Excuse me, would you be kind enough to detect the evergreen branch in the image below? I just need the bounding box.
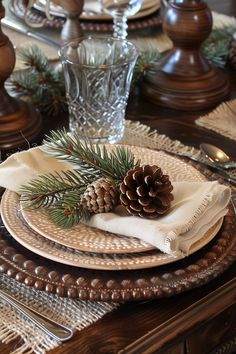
[131,49,161,91]
[43,129,140,183]
[17,45,50,72]
[48,192,90,228]
[20,170,93,209]
[9,45,67,117]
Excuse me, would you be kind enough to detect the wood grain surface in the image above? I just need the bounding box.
[0,0,235,353]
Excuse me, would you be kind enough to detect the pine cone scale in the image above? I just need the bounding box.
[129,202,142,212]
[126,190,138,200]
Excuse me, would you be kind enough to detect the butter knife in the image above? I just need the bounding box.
[1,17,60,49]
[0,289,74,342]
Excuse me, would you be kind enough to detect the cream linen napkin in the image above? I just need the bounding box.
[86,181,230,256]
[0,147,231,256]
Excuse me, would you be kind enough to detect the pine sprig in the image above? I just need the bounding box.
[20,170,93,209]
[8,45,67,116]
[43,129,140,184]
[131,49,161,90]
[202,27,236,67]
[48,196,91,228]
[20,131,140,227]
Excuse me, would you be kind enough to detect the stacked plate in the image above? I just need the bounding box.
[33,0,161,21]
[0,146,223,271]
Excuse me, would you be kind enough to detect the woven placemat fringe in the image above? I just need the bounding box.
[196,99,236,142]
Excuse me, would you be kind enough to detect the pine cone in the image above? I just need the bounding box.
[120,165,174,218]
[82,178,118,214]
[229,39,236,70]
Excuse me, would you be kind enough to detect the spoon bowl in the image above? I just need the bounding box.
[200,143,236,170]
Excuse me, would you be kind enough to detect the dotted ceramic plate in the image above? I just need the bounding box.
[19,147,205,254]
[1,191,223,270]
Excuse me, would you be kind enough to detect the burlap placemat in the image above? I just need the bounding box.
[196,99,236,142]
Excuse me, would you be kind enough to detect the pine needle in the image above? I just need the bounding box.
[43,129,140,184]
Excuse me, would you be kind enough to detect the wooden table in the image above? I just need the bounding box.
[1,0,236,353]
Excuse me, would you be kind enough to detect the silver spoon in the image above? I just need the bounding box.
[200,143,236,170]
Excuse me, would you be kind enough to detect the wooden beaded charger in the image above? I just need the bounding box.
[9,0,162,32]
[0,162,235,302]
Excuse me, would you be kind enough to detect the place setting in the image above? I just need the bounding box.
[0,0,236,352]
[9,0,162,32]
[0,34,235,303]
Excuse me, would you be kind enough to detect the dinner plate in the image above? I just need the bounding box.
[34,0,161,21]
[0,190,223,270]
[19,147,205,254]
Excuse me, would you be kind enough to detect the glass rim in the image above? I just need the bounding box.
[58,36,138,69]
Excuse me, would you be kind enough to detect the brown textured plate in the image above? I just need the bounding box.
[19,148,206,254]
[34,0,161,21]
[0,162,235,301]
[9,0,162,31]
[1,190,224,270]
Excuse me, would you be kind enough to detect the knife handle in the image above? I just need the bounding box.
[0,289,74,342]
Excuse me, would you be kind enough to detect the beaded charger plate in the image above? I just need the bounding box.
[0,163,235,301]
[19,148,206,254]
[9,0,162,31]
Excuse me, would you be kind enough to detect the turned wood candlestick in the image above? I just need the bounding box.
[142,0,230,111]
[60,0,84,44]
[0,1,42,151]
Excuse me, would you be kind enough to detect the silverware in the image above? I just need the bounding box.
[1,17,60,49]
[178,154,236,186]
[200,143,236,170]
[0,289,74,342]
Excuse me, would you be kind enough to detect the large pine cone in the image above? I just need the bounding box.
[229,39,236,70]
[120,165,174,218]
[82,178,118,214]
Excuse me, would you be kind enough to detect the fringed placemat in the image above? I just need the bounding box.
[196,99,236,142]
[0,273,119,354]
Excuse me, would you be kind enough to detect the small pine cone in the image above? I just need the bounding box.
[229,39,236,70]
[120,165,174,218]
[82,178,118,214]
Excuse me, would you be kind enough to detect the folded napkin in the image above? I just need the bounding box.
[0,147,72,193]
[0,147,231,256]
[86,181,231,256]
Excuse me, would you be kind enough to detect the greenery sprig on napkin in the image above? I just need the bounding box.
[20,130,175,228]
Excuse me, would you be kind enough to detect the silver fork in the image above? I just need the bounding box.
[0,289,74,342]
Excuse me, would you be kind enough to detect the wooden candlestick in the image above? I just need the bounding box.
[60,0,84,44]
[0,1,42,151]
[142,0,230,111]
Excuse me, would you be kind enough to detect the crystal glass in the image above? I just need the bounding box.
[100,0,144,39]
[59,37,138,144]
